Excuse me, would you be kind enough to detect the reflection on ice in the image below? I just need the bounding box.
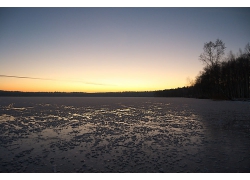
[0,97,249,173]
[0,114,15,122]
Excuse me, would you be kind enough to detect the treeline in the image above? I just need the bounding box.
[0,90,154,97]
[154,87,193,97]
[155,40,250,100]
[193,41,250,100]
[193,55,249,99]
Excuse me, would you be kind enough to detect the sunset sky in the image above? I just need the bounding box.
[1,7,250,92]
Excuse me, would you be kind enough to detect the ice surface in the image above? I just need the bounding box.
[0,97,249,172]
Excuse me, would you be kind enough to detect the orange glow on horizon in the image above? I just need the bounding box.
[0,75,187,93]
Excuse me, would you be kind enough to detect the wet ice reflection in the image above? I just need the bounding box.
[0,97,249,173]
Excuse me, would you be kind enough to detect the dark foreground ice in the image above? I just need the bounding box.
[0,97,249,173]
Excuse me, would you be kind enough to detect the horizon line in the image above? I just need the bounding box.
[0,87,190,94]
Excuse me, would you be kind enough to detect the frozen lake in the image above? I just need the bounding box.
[0,97,250,173]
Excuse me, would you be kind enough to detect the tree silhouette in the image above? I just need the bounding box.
[155,41,249,100]
[199,39,226,67]
[192,41,250,99]
[245,43,250,58]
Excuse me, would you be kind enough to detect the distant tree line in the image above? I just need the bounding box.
[155,40,250,100]
[154,87,194,97]
[0,90,154,97]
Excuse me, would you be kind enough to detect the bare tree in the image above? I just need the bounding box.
[186,77,195,87]
[245,43,250,57]
[227,50,235,61]
[199,39,226,66]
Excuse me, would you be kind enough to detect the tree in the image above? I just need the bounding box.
[199,39,226,67]
[245,43,250,58]
[227,50,235,61]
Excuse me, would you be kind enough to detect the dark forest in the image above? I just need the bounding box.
[155,40,250,100]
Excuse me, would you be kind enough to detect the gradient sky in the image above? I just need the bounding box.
[1,8,250,92]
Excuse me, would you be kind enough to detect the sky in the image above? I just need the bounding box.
[0,7,250,92]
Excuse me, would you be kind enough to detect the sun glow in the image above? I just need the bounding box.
[0,73,187,92]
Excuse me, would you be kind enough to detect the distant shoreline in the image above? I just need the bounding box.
[0,90,155,97]
[1,90,250,101]
[0,87,193,98]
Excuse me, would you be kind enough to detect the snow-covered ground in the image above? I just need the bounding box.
[0,97,249,172]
